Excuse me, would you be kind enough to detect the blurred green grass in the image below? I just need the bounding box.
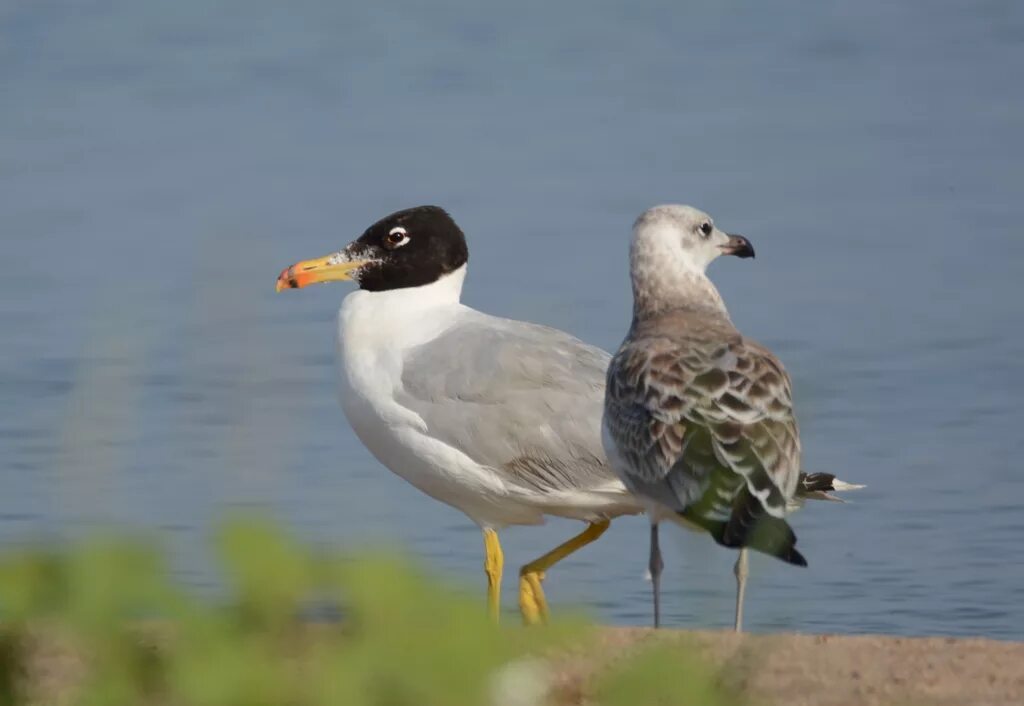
[0,517,736,706]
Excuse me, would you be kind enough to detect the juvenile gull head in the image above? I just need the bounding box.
[629,205,754,320]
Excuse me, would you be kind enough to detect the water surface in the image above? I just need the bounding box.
[2,0,1023,638]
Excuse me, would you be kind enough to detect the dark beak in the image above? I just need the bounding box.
[720,234,755,259]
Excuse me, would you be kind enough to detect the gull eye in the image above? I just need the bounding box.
[385,226,410,248]
[700,222,713,237]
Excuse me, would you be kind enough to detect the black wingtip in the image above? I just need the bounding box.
[741,517,807,567]
[798,472,837,493]
[783,547,808,568]
[680,488,809,567]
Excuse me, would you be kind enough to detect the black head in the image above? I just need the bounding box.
[349,205,469,291]
[275,205,469,293]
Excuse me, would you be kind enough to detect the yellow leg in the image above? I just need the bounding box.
[483,528,504,623]
[519,520,611,625]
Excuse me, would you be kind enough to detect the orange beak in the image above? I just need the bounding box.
[275,253,372,292]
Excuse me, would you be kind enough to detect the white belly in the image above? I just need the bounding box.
[334,286,546,528]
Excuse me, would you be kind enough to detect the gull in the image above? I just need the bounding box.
[275,205,642,624]
[602,204,855,631]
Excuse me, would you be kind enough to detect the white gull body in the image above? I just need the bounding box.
[277,204,640,624]
[336,264,639,529]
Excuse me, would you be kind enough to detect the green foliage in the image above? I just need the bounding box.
[0,517,735,706]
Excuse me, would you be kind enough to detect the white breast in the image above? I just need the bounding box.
[333,268,545,528]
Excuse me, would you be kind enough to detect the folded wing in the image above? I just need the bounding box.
[604,323,802,554]
[397,312,623,495]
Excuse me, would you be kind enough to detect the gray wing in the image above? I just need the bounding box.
[397,312,620,494]
[604,325,801,521]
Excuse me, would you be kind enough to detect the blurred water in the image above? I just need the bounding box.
[2,0,1023,638]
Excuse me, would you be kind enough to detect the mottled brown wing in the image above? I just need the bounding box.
[603,332,801,520]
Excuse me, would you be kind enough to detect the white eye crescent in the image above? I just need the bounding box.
[386,226,410,247]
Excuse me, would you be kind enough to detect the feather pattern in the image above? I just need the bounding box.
[604,310,802,526]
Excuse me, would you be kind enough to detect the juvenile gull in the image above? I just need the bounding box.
[275,205,642,624]
[603,204,839,631]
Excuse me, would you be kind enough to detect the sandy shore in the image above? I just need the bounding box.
[553,628,1024,706]
[10,626,1024,705]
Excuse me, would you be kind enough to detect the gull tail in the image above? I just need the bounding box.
[680,489,807,567]
[797,471,866,503]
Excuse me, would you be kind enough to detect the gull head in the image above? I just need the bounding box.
[276,205,469,292]
[631,205,753,277]
[628,205,754,318]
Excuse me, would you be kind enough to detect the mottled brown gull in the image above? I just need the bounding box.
[602,204,860,630]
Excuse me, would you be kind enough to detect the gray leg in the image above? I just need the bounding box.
[733,547,749,632]
[649,523,664,629]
